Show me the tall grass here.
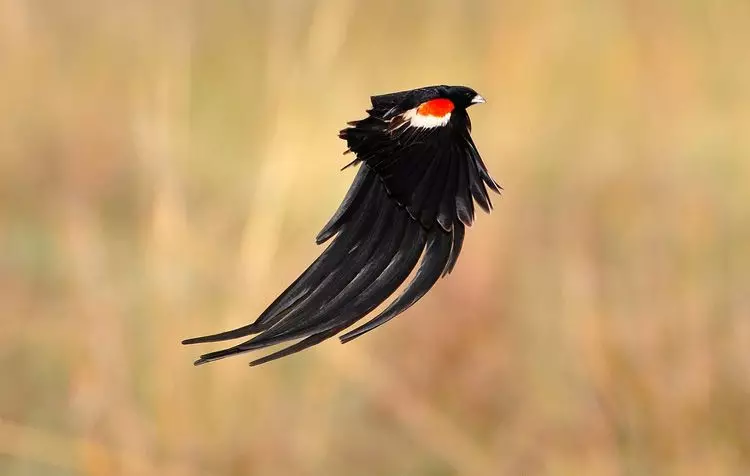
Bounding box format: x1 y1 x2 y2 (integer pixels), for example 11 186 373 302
1 0 748 474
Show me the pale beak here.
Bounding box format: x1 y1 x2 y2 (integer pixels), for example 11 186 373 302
471 94 486 104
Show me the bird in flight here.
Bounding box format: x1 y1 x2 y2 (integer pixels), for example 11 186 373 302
183 85 501 366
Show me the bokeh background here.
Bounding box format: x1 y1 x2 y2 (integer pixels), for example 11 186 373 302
2 0 749 474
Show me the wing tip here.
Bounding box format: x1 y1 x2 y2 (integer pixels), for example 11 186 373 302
487 179 503 194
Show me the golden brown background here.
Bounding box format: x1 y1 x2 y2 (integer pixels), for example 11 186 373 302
1 0 749 475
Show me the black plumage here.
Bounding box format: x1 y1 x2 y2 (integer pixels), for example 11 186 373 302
183 85 501 366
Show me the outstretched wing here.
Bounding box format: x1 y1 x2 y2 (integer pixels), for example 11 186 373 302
182 99 500 366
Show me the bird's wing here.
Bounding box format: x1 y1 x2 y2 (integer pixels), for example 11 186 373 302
182 103 500 366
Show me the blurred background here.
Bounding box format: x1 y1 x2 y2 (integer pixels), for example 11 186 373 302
1 0 749 474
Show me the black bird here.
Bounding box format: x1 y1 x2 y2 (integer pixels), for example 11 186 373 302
183 85 501 366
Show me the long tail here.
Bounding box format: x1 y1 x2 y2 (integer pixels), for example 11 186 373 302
182 166 463 366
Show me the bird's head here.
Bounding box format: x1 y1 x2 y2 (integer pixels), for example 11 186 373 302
399 85 485 111
440 85 486 109
389 85 485 129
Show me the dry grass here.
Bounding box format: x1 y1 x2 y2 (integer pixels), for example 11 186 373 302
1 0 749 474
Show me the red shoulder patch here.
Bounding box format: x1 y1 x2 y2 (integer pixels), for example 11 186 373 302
416 98 455 117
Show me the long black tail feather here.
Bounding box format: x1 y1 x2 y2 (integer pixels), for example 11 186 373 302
186 165 463 366
182 171 381 346
195 210 425 366
339 227 453 343
237 195 399 344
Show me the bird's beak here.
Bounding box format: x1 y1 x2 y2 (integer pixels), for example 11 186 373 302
471 94 486 105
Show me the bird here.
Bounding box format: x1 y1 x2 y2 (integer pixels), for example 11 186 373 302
182 85 501 366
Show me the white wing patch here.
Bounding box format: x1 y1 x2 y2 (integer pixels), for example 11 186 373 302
402 108 452 129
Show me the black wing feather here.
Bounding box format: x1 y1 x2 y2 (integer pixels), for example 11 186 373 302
437 154 458 231
419 145 452 228
467 153 492 213
443 221 465 277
